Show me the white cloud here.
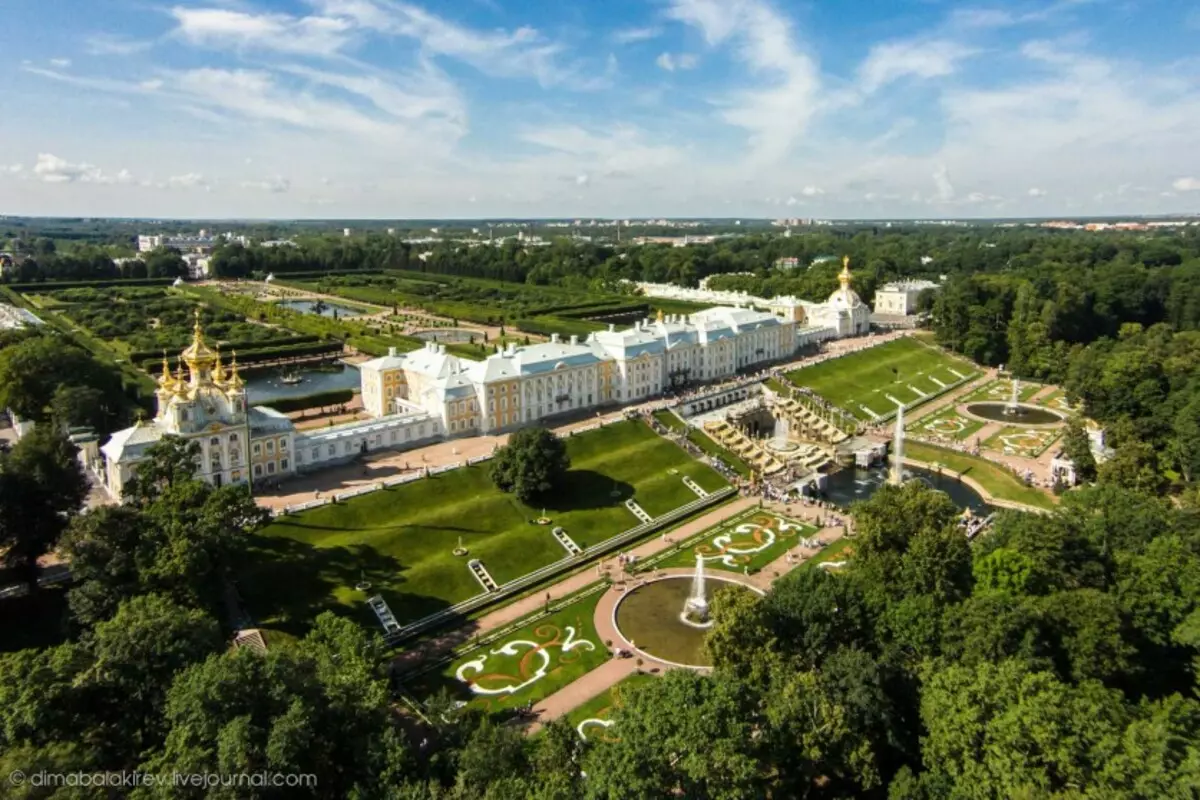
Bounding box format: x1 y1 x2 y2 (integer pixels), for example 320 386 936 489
167 173 209 189
4 164 22 175
241 176 291 193
33 153 112 183
858 39 977 94
1172 177 1200 192
1028 187 1047 197
612 26 661 44
655 52 699 72
140 79 165 91
785 195 798 205
575 173 590 186
49 58 71 68
85 34 152 56
932 164 956 201
801 185 823 196
170 6 353 56
667 0 819 164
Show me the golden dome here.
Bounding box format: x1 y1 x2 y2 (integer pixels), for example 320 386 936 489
181 309 218 369
173 363 189 396
839 255 853 290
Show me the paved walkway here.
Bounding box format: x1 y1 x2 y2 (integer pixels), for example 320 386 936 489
391 496 759 673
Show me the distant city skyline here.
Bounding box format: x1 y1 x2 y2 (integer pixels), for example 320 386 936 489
3 0 1200 219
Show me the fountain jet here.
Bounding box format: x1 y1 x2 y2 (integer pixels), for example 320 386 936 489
890 400 905 486
680 555 712 628
1004 378 1021 416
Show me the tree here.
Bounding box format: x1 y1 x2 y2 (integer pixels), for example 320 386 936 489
0 336 123 424
122 436 201 505
489 426 571 503
1099 438 1168 496
141 614 408 799
49 384 108 433
0 426 88 592
1061 416 1097 483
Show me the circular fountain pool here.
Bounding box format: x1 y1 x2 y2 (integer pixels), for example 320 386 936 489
963 403 1063 425
614 576 761 668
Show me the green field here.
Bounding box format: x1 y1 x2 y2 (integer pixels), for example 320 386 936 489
909 406 987 442
403 590 610 714
905 441 1057 510
963 378 1043 404
799 537 855 571
983 426 1063 458
651 509 817 573
241 420 728 634
786 338 980 420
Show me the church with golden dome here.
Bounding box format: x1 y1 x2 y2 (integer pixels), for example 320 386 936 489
100 312 297 499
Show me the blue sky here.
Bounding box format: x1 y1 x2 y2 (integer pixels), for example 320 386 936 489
2 0 1199 219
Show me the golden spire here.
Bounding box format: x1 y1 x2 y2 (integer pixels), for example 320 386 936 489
181 307 217 372
159 350 173 386
225 351 244 391
656 307 665 323
174 363 188 395
839 255 853 290
212 347 226 384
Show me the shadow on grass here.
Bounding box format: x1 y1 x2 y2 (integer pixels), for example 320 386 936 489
238 535 455 637
538 471 635 512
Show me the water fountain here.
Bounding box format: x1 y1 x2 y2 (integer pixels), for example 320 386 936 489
890 401 905 486
679 556 712 628
1003 378 1021 416
766 411 799 454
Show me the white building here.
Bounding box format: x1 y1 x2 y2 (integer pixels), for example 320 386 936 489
359 303 812 436
766 258 871 338
0 303 44 330
873 279 940 316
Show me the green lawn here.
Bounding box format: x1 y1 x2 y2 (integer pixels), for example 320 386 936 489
983 426 1063 458
241 420 728 634
905 441 1057 510
963 378 1043 404
785 338 980 420
799 537 855 571
652 409 687 433
909 406 987 441
403 590 610 714
651 509 817 573
564 672 659 741
1034 388 1076 413
685 428 753 478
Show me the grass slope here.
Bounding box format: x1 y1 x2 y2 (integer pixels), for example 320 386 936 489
241 420 727 634
905 441 1057 510
786 338 979 419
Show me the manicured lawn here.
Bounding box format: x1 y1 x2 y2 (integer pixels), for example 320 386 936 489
403 590 610 714
1034 388 1076 413
652 409 687 433
799 536 855 571
240 420 728 634
909 406 986 441
685 428 753 478
564 672 659 741
785 338 979 419
963 378 1043 404
983 426 1062 458
905 441 1057 510
650 509 817 573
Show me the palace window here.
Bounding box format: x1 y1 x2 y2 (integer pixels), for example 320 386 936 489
252 443 261 456
253 464 263 477
328 445 336 457
281 458 289 471
311 448 318 461
267 462 276 475
279 438 288 451
210 437 220 447
266 441 275 455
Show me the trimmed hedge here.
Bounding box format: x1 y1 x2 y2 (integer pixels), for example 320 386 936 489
7 278 177 291
510 315 607 338
264 388 356 413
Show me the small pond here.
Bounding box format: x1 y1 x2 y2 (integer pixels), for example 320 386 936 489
821 465 992 515
963 402 1063 425
276 299 367 319
246 363 361 405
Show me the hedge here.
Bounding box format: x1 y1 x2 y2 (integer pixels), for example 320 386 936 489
6 278 178 291
510 315 607 338
128 335 323 364
263 388 356 413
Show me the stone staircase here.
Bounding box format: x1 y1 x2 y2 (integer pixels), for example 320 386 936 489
467 559 499 593
772 397 851 445
624 498 653 523
551 526 583 556
682 476 709 498
367 595 402 635
703 420 785 476
233 629 268 654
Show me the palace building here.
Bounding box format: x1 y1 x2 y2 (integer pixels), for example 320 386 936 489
97 261 872 499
